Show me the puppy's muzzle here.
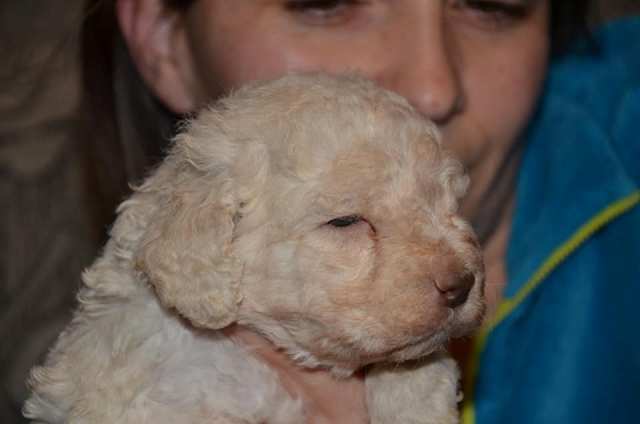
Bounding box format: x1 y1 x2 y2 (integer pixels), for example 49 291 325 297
430 253 477 309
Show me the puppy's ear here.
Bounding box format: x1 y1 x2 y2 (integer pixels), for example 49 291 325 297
134 153 243 330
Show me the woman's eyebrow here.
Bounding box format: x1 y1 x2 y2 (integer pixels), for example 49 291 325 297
519 0 544 7
495 0 541 6
465 0 542 10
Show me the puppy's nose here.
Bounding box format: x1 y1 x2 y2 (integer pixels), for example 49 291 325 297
432 255 475 308
435 272 474 308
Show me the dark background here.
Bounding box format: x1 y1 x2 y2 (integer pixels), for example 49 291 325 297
2 1 639 423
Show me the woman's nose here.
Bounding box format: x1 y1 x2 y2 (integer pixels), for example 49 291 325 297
381 9 463 125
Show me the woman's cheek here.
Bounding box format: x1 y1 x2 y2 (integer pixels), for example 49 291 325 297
183 2 367 99
448 5 549 160
191 34 390 101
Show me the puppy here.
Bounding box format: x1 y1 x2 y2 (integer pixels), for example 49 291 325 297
25 74 484 423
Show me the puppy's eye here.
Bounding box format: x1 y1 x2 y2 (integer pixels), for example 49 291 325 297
327 215 362 227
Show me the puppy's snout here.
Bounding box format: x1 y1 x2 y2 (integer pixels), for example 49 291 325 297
435 272 474 308
431 254 475 308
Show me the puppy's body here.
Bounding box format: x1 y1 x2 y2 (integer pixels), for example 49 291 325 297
27 272 303 423
25 75 484 423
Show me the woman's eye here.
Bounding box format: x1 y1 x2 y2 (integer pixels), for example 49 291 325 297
284 0 364 24
327 215 362 227
452 0 531 27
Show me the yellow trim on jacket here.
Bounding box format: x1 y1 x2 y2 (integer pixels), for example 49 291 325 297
461 191 640 424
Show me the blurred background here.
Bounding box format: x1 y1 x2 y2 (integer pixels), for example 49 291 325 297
1 1 639 423
1 2 87 423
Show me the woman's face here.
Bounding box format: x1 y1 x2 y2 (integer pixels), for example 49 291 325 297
129 0 550 230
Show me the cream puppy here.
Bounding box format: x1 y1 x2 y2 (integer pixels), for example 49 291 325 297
25 74 484 423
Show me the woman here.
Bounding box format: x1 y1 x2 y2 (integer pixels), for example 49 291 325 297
86 2 640 423
5 0 639 422
89 0 581 326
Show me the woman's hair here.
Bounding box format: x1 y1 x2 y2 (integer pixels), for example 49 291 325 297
80 0 593 238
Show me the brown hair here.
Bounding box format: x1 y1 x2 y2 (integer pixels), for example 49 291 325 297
80 0 196 232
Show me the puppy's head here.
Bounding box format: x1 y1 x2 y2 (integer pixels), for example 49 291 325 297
134 74 484 374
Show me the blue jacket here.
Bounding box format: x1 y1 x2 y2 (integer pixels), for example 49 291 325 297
463 17 640 424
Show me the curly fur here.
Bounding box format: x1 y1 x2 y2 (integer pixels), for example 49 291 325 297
24 74 484 423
